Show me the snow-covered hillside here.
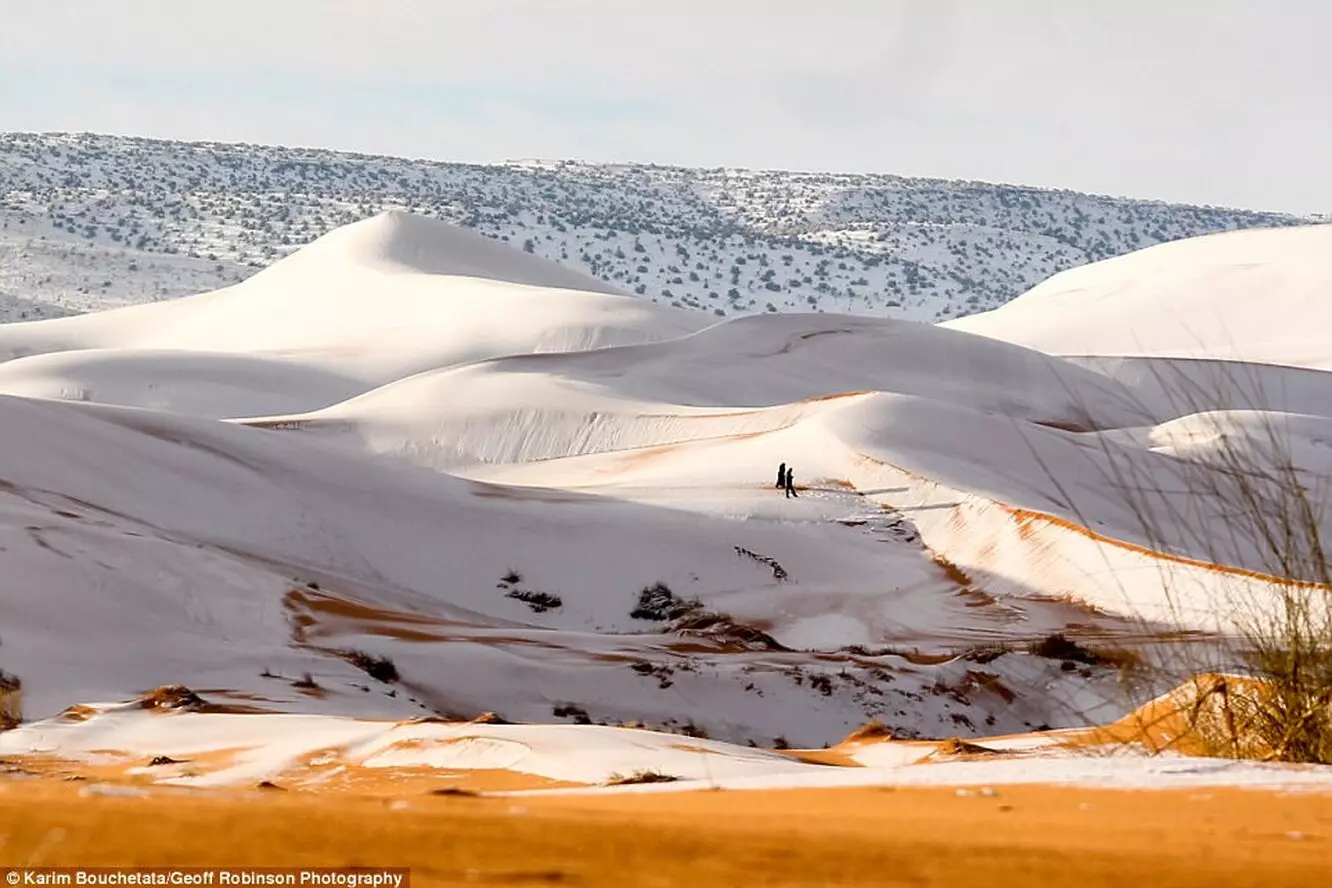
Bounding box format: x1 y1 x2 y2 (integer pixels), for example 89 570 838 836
0 132 1314 325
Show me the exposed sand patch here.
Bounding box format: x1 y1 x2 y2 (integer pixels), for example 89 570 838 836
6 745 582 795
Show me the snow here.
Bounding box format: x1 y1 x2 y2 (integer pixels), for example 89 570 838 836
0 705 833 788
5 707 1330 795
0 349 365 418
246 312 1147 471
0 132 1311 325
946 224 1332 368
0 212 707 407
0 210 1330 785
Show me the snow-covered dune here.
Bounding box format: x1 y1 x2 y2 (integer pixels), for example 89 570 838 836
453 387 1332 631
8 702 1332 795
247 312 1149 469
0 212 706 409
1065 354 1332 420
7 392 1108 743
0 349 366 418
946 224 1332 368
3 211 1331 761
267 208 627 293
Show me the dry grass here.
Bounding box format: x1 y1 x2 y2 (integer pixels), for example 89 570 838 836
1031 359 1332 763
603 769 681 786
0 669 20 730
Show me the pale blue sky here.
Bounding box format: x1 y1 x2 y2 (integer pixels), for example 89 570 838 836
2 0 1328 214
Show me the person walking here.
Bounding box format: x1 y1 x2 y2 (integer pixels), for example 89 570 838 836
776 462 787 489
785 465 798 498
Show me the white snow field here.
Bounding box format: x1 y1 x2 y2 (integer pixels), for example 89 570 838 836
946 223 1332 368
2 212 1330 789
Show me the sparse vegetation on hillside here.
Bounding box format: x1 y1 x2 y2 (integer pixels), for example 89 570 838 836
340 650 400 684
0 132 1312 323
498 572 563 613
733 546 789 581
630 582 701 621
628 581 786 652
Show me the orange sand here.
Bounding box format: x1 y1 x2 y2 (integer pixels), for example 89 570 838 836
2 779 1330 887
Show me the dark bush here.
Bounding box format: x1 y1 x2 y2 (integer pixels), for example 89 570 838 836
343 650 400 683
631 582 701 621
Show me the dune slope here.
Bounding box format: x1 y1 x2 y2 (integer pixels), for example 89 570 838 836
2 212 1331 770
945 223 1332 368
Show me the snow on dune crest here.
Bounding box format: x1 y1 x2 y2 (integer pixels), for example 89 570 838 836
1146 408 1332 473
275 210 626 294
0 707 812 789
1065 355 1332 421
251 312 1150 470
247 373 834 471
452 311 1146 419
946 223 1332 368
0 212 706 403
0 348 365 417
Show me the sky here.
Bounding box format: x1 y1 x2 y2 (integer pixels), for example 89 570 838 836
1 0 1329 214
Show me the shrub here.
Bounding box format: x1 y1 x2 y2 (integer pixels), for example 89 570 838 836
671 612 786 651
505 588 563 613
0 670 21 730
631 582 701 621
1030 633 1100 665
342 650 400 683
604 770 680 786
553 704 592 725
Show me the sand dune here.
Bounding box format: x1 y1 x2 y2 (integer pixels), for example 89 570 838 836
0 348 365 417
5 691 1331 795
0 212 706 402
244 311 1148 468
1 212 1330 784
946 223 1332 367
